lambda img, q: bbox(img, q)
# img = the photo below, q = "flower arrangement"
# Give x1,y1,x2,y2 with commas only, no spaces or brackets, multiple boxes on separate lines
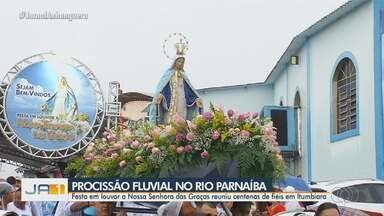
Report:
65,104,285,181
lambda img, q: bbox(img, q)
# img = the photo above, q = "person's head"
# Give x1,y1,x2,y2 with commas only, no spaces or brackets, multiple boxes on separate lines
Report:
13,190,25,210
0,182,15,207
315,202,340,216
58,76,68,89
14,179,21,190
5,177,16,188
172,57,185,71
94,202,113,216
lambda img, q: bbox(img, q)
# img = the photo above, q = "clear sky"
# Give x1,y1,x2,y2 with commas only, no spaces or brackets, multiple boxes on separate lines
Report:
0,0,349,95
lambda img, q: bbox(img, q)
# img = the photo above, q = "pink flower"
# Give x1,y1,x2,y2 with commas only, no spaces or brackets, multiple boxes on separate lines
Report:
264,127,274,136
203,112,213,121
187,120,197,131
212,131,220,140
135,156,143,162
227,109,235,117
84,156,93,162
238,114,246,122
171,114,186,125
151,147,160,154
152,127,162,137
107,134,116,142
186,132,194,141
113,141,125,149
103,131,109,138
184,145,193,153
272,141,279,147
176,146,185,154
84,153,94,162
240,130,250,137
200,150,209,159
119,160,127,168
144,135,152,142
243,112,252,119
130,140,140,149
102,151,110,157
276,154,283,161
176,133,185,142
111,153,118,159
122,148,131,154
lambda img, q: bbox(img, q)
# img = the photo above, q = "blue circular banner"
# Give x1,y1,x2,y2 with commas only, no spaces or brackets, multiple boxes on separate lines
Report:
5,61,97,151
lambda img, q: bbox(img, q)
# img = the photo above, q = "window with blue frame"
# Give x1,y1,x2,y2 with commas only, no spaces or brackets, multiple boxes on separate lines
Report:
330,54,359,142
333,58,357,134
262,106,295,152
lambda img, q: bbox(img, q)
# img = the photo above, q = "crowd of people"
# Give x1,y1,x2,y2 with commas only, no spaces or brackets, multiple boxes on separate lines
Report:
0,175,343,216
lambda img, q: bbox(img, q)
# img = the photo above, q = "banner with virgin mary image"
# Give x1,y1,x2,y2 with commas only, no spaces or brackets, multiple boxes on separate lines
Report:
4,60,97,151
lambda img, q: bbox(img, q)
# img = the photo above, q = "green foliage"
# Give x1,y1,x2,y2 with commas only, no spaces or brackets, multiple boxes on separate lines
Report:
64,157,85,177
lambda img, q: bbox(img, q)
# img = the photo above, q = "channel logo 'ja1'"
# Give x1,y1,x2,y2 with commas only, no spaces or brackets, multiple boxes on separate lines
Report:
25,184,66,195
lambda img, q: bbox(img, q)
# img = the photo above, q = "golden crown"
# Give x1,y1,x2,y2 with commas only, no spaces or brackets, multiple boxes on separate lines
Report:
163,33,189,60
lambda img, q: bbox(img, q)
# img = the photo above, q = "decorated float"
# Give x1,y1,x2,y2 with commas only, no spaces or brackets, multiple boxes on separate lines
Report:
64,33,286,215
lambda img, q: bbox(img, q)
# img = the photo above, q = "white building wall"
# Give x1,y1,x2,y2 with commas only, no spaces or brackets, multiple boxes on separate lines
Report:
309,1,375,181
197,84,273,114
273,69,288,106
285,47,309,179
286,47,307,110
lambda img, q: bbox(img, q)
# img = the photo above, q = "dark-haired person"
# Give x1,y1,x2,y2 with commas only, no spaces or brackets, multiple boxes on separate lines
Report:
2,211,18,216
315,202,340,216
5,177,16,190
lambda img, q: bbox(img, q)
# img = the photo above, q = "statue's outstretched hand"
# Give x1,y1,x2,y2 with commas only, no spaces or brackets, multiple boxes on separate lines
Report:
195,98,203,108
154,94,163,104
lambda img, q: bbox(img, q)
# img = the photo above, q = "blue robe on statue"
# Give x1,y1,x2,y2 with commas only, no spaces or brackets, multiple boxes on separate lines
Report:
149,68,203,124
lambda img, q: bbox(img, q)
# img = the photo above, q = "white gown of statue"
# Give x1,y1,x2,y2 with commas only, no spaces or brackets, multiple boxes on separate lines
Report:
42,77,78,120
51,89,67,117
168,70,187,120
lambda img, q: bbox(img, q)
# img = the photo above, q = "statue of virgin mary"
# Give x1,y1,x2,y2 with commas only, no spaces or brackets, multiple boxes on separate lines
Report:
41,75,78,120
149,43,203,124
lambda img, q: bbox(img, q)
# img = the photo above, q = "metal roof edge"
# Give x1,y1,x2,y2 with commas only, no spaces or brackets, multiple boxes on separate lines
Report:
265,0,369,84
197,82,271,93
